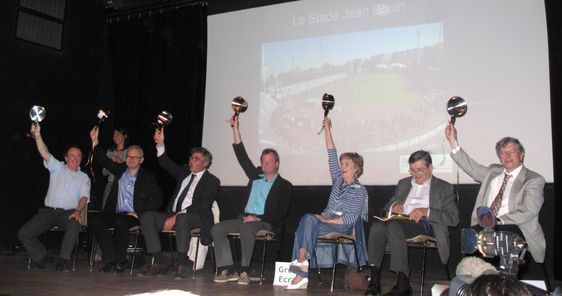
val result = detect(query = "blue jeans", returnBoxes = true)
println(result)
[291,214,353,278]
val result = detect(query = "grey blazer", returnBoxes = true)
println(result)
[451,147,546,263]
[383,176,459,264]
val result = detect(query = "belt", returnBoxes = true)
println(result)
[44,206,66,210]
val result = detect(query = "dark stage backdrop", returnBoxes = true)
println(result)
[105,3,208,209]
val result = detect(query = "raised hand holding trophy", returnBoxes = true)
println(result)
[317,93,335,135]
[230,96,248,126]
[27,105,46,140]
[447,96,467,126]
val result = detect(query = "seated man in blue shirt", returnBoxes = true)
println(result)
[211,115,293,285]
[89,126,163,272]
[18,123,90,271]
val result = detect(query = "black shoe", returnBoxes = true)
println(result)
[174,264,187,280]
[55,259,72,272]
[115,261,131,273]
[33,255,54,269]
[137,262,170,277]
[365,283,382,296]
[99,261,116,272]
[383,286,412,296]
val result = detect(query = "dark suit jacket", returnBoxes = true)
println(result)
[159,151,220,245]
[233,142,293,232]
[94,146,163,216]
[383,176,459,264]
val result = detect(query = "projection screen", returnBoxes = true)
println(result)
[204,0,552,185]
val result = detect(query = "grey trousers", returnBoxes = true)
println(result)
[18,208,81,261]
[211,217,273,268]
[368,220,432,274]
[140,211,201,254]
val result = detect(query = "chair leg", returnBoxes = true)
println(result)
[330,243,338,293]
[259,238,268,285]
[352,240,360,271]
[313,245,322,284]
[231,237,240,273]
[420,243,428,296]
[167,233,175,267]
[27,257,32,270]
[542,263,552,293]
[72,233,80,271]
[89,235,97,272]
[130,231,140,275]
[192,236,200,279]
[211,243,217,276]
[443,262,450,280]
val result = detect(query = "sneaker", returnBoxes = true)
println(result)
[289,259,309,273]
[237,271,250,285]
[214,269,239,283]
[285,277,308,290]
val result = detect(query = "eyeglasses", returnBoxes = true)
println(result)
[126,155,143,160]
[409,166,428,175]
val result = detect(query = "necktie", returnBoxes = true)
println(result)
[174,174,196,213]
[490,173,511,215]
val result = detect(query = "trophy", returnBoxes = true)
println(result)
[229,96,248,126]
[97,109,110,125]
[447,96,467,126]
[317,93,335,135]
[27,105,46,139]
[231,96,248,115]
[155,110,173,129]
[86,108,111,180]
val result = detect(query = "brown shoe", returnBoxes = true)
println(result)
[174,264,187,280]
[138,262,169,277]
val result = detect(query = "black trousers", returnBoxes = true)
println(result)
[89,213,139,263]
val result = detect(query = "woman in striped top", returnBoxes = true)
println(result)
[285,116,368,290]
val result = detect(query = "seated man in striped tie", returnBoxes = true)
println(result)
[445,122,546,266]
[138,128,220,279]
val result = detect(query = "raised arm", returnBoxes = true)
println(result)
[90,126,124,175]
[324,117,334,150]
[30,123,52,163]
[444,121,458,149]
[230,115,242,144]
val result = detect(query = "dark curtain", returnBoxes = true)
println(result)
[107,4,207,204]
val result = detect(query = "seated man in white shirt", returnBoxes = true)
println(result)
[365,151,459,296]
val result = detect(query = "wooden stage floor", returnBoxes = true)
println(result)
[0,251,448,296]
[0,252,558,296]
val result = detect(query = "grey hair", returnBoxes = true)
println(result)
[495,137,525,157]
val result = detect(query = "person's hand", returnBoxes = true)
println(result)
[230,115,239,129]
[30,123,41,138]
[314,214,331,223]
[90,126,99,147]
[164,215,177,230]
[154,128,165,147]
[391,202,403,214]
[110,154,121,163]
[410,207,429,223]
[69,211,82,225]
[242,214,260,223]
[444,121,458,149]
[127,212,138,219]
